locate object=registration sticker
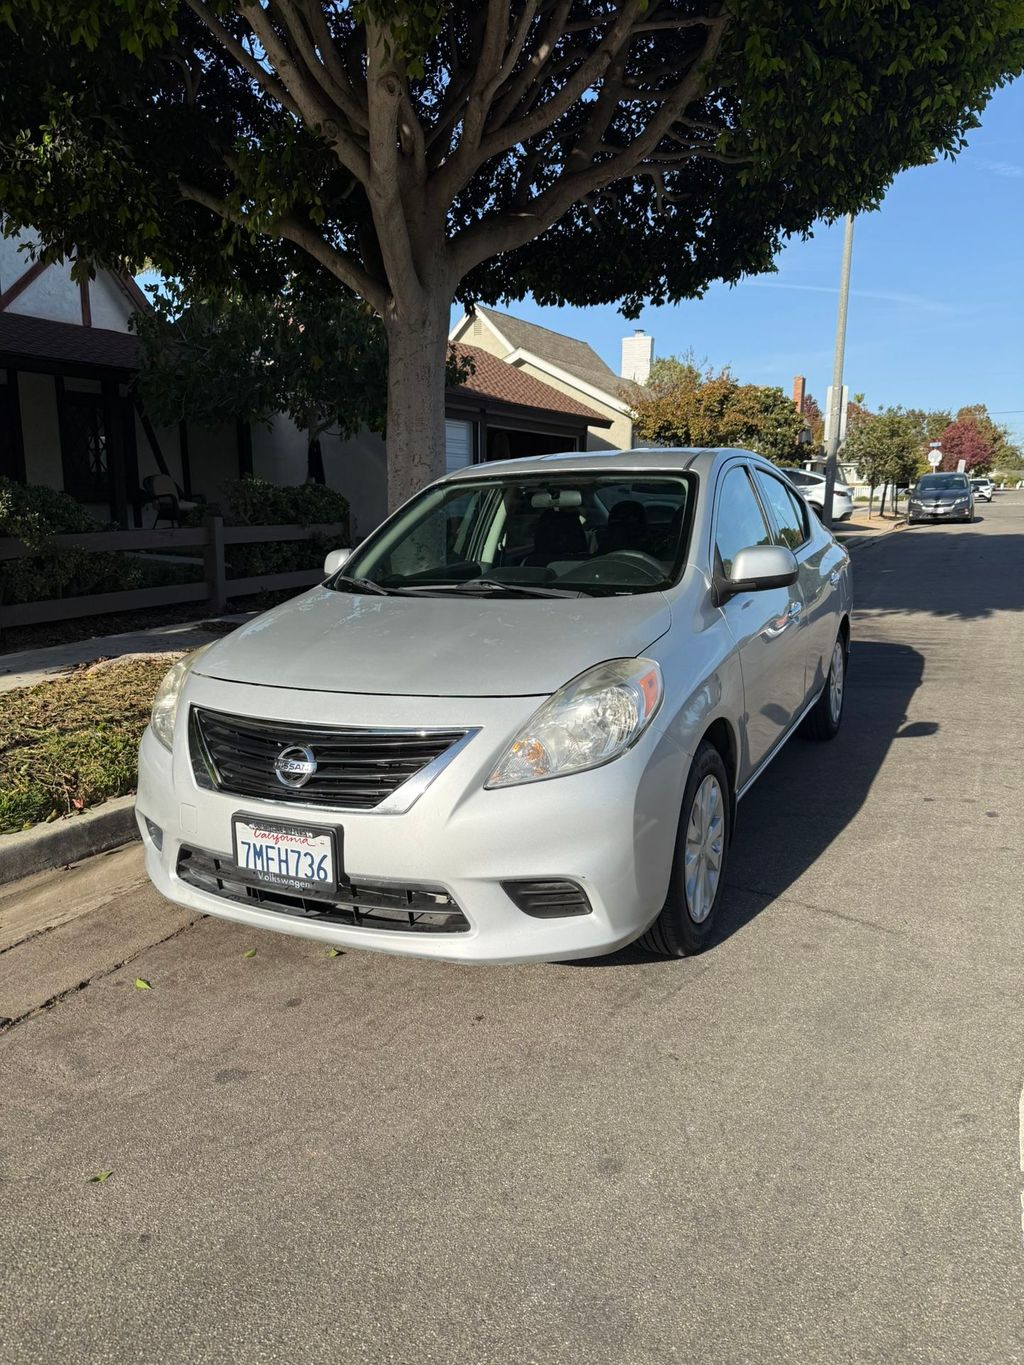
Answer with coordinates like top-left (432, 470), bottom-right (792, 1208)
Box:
top-left (232, 816), bottom-right (339, 892)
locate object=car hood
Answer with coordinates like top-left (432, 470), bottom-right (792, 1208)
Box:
top-left (194, 586), bottom-right (673, 697)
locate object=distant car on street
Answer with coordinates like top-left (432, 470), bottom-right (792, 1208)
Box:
top-left (969, 477), bottom-right (994, 502)
top-left (780, 468), bottom-right (854, 522)
top-left (907, 472), bottom-right (975, 524)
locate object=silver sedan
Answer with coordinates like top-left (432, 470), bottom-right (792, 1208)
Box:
top-left (137, 448), bottom-right (852, 963)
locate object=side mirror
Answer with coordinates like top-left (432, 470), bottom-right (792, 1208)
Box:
top-left (715, 544), bottom-right (798, 605)
top-left (323, 548), bottom-right (351, 576)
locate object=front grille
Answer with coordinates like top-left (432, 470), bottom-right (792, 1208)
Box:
top-left (191, 707), bottom-right (467, 811)
top-left (176, 846), bottom-right (469, 934)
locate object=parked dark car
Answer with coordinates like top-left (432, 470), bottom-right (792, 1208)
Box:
top-left (907, 473), bottom-right (974, 525)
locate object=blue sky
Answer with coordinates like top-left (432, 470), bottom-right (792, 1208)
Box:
top-left (468, 79), bottom-right (1024, 441)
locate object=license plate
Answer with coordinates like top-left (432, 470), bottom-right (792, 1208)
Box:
top-left (232, 816), bottom-right (340, 892)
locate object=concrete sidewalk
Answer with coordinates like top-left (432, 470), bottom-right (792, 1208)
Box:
top-left (0, 613), bottom-right (254, 694)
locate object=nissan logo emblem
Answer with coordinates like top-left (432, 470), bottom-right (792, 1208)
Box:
top-left (274, 744), bottom-right (317, 789)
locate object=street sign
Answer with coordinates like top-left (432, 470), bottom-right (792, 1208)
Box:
top-left (956, 458), bottom-right (967, 474)
top-left (928, 451), bottom-right (942, 468)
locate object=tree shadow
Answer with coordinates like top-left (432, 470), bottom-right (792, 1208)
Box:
top-left (854, 527), bottom-right (1024, 621)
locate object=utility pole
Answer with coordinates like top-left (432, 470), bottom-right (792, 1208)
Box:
top-left (822, 214), bottom-right (855, 528)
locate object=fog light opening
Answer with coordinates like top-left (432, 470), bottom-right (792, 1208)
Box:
top-left (502, 879), bottom-right (593, 919)
top-left (144, 817), bottom-right (164, 851)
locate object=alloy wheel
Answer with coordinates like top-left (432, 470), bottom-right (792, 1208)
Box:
top-left (683, 774), bottom-right (725, 924)
top-left (829, 641), bottom-right (845, 725)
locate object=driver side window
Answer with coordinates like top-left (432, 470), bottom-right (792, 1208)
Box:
top-left (714, 466), bottom-right (772, 577)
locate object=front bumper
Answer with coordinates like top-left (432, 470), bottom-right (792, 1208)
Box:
top-left (908, 503), bottom-right (971, 521)
top-left (135, 674), bottom-right (689, 964)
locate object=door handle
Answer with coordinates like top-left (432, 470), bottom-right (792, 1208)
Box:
top-left (761, 601), bottom-right (801, 639)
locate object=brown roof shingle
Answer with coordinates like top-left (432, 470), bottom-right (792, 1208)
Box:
top-left (449, 343), bottom-right (609, 423)
top-left (0, 311), bottom-right (141, 372)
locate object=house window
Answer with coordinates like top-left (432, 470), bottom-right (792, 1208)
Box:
top-left (60, 391), bottom-right (112, 502)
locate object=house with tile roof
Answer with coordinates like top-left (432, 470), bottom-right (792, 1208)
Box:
top-left (449, 305), bottom-right (653, 453)
top-left (0, 226), bottom-right (255, 529)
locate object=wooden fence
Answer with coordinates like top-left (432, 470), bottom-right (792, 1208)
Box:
top-left (0, 517), bottom-right (348, 630)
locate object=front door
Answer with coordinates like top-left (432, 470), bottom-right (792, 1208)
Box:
top-left (713, 463), bottom-right (807, 782)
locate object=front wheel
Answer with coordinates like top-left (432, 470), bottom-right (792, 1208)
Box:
top-left (637, 741), bottom-right (731, 958)
top-left (802, 634), bottom-right (847, 741)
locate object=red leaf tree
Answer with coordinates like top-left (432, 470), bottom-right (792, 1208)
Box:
top-left (939, 419), bottom-right (992, 473)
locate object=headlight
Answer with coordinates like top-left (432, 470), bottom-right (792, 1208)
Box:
top-left (486, 658), bottom-right (663, 788)
top-left (953, 496), bottom-right (968, 506)
top-left (150, 647), bottom-right (209, 750)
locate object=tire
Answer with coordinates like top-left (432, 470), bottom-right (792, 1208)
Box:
top-left (802, 632), bottom-right (847, 741)
top-left (638, 741), bottom-right (731, 958)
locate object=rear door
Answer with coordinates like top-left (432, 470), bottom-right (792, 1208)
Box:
top-left (713, 463), bottom-right (807, 780)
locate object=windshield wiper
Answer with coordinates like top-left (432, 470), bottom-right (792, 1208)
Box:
top-left (452, 578), bottom-right (581, 598)
top-left (329, 575), bottom-right (394, 596)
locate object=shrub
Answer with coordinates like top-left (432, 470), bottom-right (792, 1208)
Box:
top-left (0, 477), bottom-right (144, 606)
top-left (188, 477), bottom-right (351, 579)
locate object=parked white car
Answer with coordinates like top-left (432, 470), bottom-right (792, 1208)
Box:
top-left (137, 448), bottom-right (853, 964)
top-left (969, 477), bottom-right (994, 502)
top-left (780, 467), bottom-right (855, 522)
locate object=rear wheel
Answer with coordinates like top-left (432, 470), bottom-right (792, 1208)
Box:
top-left (638, 741), bottom-right (730, 958)
top-left (802, 633), bottom-right (846, 741)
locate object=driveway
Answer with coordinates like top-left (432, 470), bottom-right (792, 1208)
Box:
top-left (2, 499), bottom-right (1023, 1364)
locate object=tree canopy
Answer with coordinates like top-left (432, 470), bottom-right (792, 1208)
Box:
top-left (842, 408), bottom-right (926, 492)
top-left (632, 355), bottom-right (805, 464)
top-left (938, 405), bottom-right (1021, 475)
top-left (132, 281), bottom-right (391, 482)
top-left (2, 1), bottom-right (1022, 504)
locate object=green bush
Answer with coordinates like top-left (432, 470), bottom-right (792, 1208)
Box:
top-left (188, 477), bottom-right (351, 580)
top-left (0, 477), bottom-right (144, 606)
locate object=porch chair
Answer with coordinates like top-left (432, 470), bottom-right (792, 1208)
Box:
top-left (142, 474), bottom-right (201, 528)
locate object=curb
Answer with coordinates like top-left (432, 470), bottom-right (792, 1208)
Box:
top-left (0, 794), bottom-right (140, 888)
top-left (839, 519), bottom-right (907, 551)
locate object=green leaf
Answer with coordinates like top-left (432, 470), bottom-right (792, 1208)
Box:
top-left (134, 977), bottom-right (152, 990)
top-left (243, 948), bottom-right (257, 959)
top-left (88, 1170), bottom-right (114, 1183)
top-left (325, 947), bottom-right (344, 957)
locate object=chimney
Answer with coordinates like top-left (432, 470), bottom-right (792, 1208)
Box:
top-left (621, 329), bottom-right (654, 384)
top-left (792, 375), bottom-right (806, 413)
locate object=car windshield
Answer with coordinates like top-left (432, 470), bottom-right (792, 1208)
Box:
top-left (331, 472), bottom-right (697, 597)
top-left (916, 474), bottom-right (969, 491)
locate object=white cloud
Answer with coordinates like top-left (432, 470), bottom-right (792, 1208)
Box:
top-left (739, 279), bottom-right (955, 316)
top-left (984, 161), bottom-right (1024, 179)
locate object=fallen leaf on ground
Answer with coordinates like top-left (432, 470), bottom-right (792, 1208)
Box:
top-left (88, 1171), bottom-right (114, 1184)
top-left (325, 948), bottom-right (344, 957)
top-left (243, 948), bottom-right (257, 959)
top-left (134, 978), bottom-right (152, 990)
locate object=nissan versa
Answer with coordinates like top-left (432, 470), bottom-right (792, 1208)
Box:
top-left (137, 449), bottom-right (852, 963)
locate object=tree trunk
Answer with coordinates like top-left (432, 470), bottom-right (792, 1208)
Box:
top-left (383, 298), bottom-right (451, 512)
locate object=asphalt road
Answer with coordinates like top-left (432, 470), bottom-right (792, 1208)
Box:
top-left (3, 499), bottom-right (1023, 1365)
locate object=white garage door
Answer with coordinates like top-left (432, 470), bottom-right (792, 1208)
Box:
top-left (445, 419), bottom-right (474, 473)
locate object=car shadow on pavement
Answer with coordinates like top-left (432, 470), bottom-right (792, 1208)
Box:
top-left (566, 639), bottom-right (925, 966)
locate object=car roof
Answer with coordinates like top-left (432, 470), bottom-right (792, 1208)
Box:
top-left (438, 446), bottom-right (770, 484)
